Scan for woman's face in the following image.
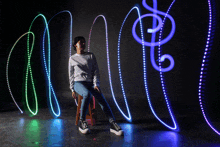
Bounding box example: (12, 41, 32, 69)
(75, 39, 86, 51)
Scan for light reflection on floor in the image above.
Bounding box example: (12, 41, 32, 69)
(113, 123, 182, 147)
(1, 110, 220, 147)
(16, 118, 65, 146)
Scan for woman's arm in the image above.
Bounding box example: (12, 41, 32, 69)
(69, 57, 75, 93)
(92, 53, 100, 88)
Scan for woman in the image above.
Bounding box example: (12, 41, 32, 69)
(69, 36, 123, 136)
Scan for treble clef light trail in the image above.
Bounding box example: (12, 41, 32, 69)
(198, 0, 220, 136)
(132, 0, 178, 130)
(133, 0, 175, 72)
(6, 32, 35, 114)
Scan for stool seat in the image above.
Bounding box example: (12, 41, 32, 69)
(75, 94, 96, 126)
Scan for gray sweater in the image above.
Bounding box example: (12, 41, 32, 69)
(68, 52, 100, 92)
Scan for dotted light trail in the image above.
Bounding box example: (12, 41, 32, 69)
(6, 12, 72, 116)
(132, 0, 178, 130)
(198, 0, 220, 135)
(25, 14, 51, 116)
(158, 0, 178, 130)
(42, 10, 73, 117)
(116, 6, 145, 122)
(87, 10, 144, 121)
(6, 1, 215, 134)
(6, 32, 35, 114)
(6, 2, 176, 123)
(43, 10, 72, 57)
(87, 7, 146, 122)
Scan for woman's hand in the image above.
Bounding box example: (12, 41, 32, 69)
(72, 91, 77, 99)
(94, 86, 101, 93)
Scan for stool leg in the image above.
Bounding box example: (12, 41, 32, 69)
(75, 95, 82, 125)
(76, 94, 95, 126)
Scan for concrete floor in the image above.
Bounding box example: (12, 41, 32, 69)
(1, 95, 220, 147)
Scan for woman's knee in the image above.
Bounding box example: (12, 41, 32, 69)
(74, 82, 89, 97)
(81, 92, 91, 100)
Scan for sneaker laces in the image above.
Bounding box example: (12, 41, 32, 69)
(112, 121, 121, 130)
(82, 121, 88, 129)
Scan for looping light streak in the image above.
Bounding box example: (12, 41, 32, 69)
(6, 2, 177, 125)
(133, 0, 176, 47)
(6, 32, 35, 114)
(25, 14, 52, 116)
(45, 10, 72, 57)
(116, 6, 145, 122)
(198, 0, 220, 135)
(133, 0, 175, 72)
(43, 11, 76, 107)
(42, 10, 73, 117)
(5, 1, 217, 135)
(132, 0, 178, 130)
(88, 12, 143, 121)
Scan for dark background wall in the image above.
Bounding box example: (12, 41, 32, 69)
(1, 0, 220, 122)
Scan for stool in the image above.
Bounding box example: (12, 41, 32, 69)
(75, 94, 96, 126)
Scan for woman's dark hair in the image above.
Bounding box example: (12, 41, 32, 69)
(73, 36, 86, 51)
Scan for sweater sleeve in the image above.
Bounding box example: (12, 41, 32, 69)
(92, 53, 100, 87)
(69, 57, 75, 92)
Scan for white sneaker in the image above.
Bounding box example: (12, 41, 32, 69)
(110, 121, 123, 136)
(79, 119, 90, 134)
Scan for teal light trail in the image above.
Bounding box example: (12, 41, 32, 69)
(28, 14, 60, 117)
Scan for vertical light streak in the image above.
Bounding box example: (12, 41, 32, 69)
(157, 0, 178, 130)
(116, 6, 145, 121)
(88, 15, 131, 120)
(26, 14, 51, 115)
(6, 32, 35, 114)
(133, 0, 178, 130)
(88, 8, 145, 121)
(42, 10, 73, 117)
(198, 0, 220, 135)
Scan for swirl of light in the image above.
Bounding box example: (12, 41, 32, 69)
(25, 14, 51, 115)
(198, 0, 220, 135)
(132, 0, 175, 72)
(6, 32, 35, 114)
(132, 0, 178, 130)
(42, 10, 73, 117)
(133, 0, 176, 46)
(157, 0, 178, 130)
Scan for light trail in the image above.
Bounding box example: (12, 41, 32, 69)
(6, 32, 35, 114)
(198, 0, 220, 135)
(132, 0, 178, 130)
(42, 10, 73, 117)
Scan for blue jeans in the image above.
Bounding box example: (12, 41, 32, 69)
(74, 81, 115, 123)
